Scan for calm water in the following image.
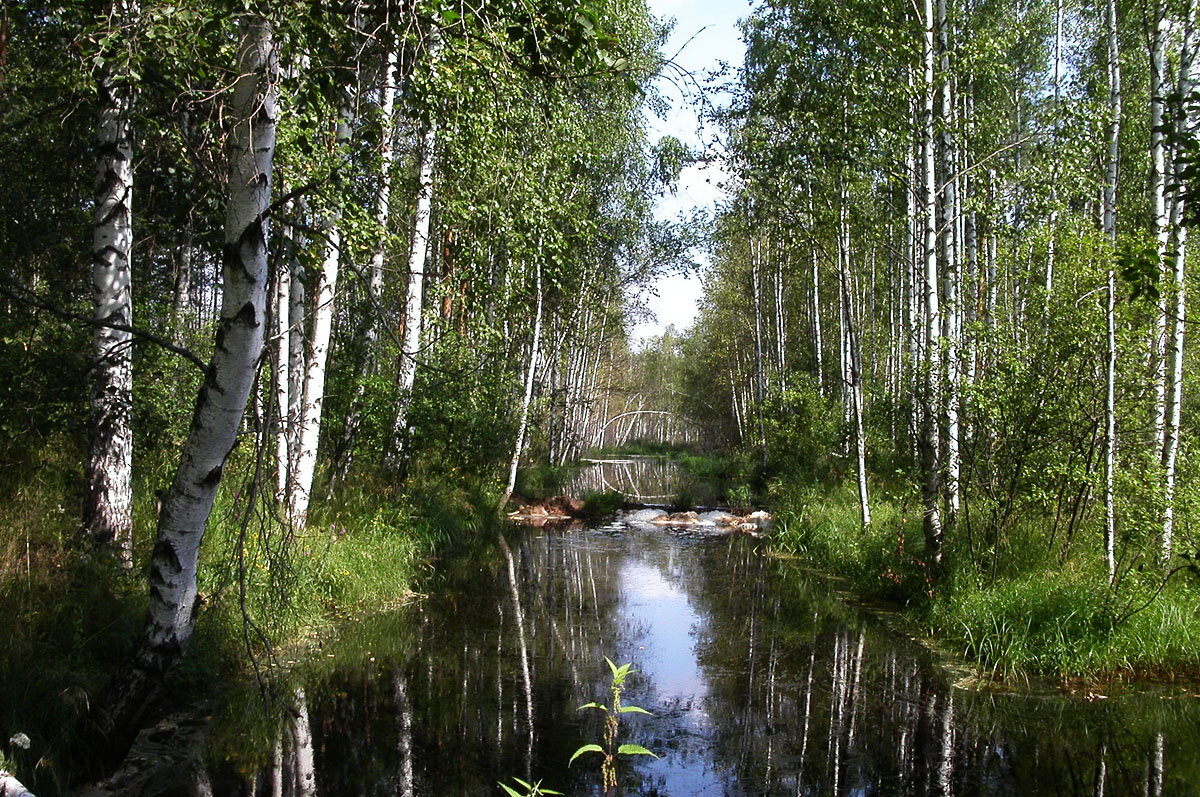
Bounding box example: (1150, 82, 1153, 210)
(202, 472, 1200, 795)
(568, 456, 728, 506)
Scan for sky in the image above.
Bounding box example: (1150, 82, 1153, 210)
(629, 0, 753, 346)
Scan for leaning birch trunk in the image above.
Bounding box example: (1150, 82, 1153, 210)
(98, 16, 276, 762)
(1103, 0, 1121, 584)
(500, 259, 543, 508)
(83, 0, 138, 567)
(921, 0, 944, 568)
(387, 114, 437, 472)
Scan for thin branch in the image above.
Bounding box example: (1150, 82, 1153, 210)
(0, 278, 208, 372)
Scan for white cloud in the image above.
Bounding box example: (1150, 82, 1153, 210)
(631, 271, 705, 346)
(637, 0, 749, 341)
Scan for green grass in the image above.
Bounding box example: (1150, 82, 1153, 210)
(769, 478, 1200, 682)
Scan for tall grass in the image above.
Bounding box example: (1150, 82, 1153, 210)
(770, 478, 1200, 681)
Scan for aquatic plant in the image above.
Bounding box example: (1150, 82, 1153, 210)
(570, 658, 657, 793)
(498, 777, 562, 797)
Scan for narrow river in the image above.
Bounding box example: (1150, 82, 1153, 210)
(201, 461, 1200, 795)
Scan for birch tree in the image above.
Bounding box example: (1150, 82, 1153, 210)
(101, 14, 277, 756)
(1103, 0, 1120, 583)
(288, 93, 353, 527)
(83, 0, 138, 566)
(387, 34, 440, 473)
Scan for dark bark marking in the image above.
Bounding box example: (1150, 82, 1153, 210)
(151, 537, 183, 575)
(201, 464, 223, 488)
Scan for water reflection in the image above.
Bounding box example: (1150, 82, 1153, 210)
(210, 518, 1200, 796)
(568, 457, 725, 506)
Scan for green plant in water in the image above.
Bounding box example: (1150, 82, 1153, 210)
(498, 777, 562, 797)
(570, 658, 658, 793)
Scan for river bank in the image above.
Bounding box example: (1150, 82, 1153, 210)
(70, 514, 1200, 793)
(0, 444, 499, 796)
(568, 446, 1200, 684)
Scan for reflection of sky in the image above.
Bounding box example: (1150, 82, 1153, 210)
(619, 560, 705, 699)
(618, 545, 736, 795)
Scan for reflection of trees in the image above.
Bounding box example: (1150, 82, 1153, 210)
(206, 529, 1200, 795)
(570, 458, 726, 505)
(685, 540, 1199, 795)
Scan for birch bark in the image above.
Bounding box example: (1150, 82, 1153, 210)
(501, 259, 543, 507)
(388, 57, 438, 471)
(332, 44, 401, 488)
(921, 0, 944, 567)
(100, 16, 276, 758)
(1103, 0, 1121, 583)
(84, 0, 138, 566)
(1161, 3, 1195, 564)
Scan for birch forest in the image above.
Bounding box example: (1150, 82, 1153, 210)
(5, 0, 1200, 791)
(658, 0, 1200, 676)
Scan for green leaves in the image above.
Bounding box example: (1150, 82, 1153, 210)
(570, 657, 656, 787)
(499, 777, 562, 796)
(1116, 236, 1160, 304)
(617, 744, 659, 758)
(568, 743, 605, 767)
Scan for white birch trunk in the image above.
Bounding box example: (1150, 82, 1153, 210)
(1103, 0, 1121, 584)
(335, 42, 400, 486)
(922, 0, 944, 566)
(288, 96, 352, 526)
(388, 98, 438, 470)
(840, 215, 871, 527)
(812, 244, 824, 396)
(287, 231, 306, 491)
(1161, 4, 1195, 564)
(291, 688, 317, 797)
(101, 16, 276, 757)
(84, 0, 138, 566)
(501, 259, 543, 507)
(1151, 2, 1170, 448)
(939, 0, 961, 530)
(272, 198, 292, 503)
(751, 235, 768, 469)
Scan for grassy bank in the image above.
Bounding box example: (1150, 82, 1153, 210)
(767, 480, 1200, 682)
(0, 441, 498, 795)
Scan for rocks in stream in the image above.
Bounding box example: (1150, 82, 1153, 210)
(627, 508, 667, 523)
(641, 508, 774, 536)
(506, 495, 585, 523)
(508, 497, 774, 537)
